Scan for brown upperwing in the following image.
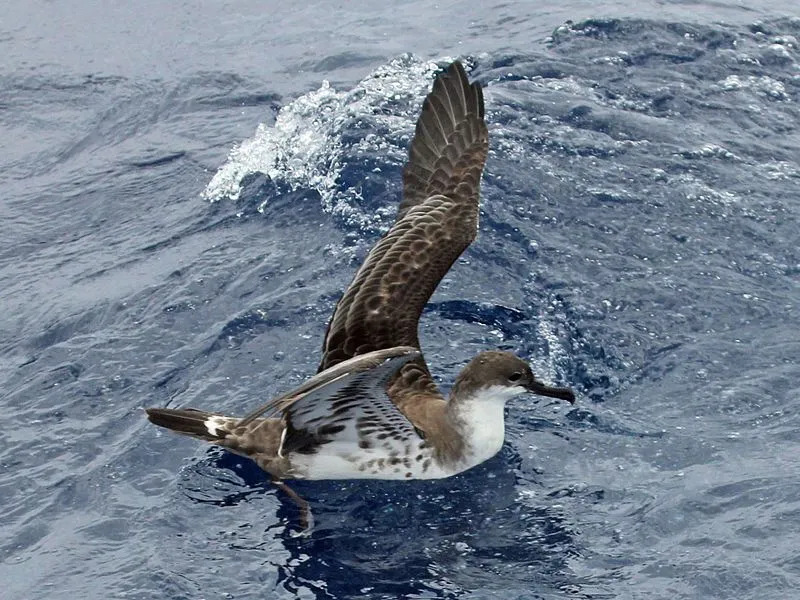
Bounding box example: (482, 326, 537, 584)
(317, 60, 489, 416)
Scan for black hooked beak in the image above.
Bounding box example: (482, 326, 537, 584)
(525, 379, 576, 404)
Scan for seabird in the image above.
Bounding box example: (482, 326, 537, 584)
(147, 61, 576, 527)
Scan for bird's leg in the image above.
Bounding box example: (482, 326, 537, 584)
(271, 479, 314, 533)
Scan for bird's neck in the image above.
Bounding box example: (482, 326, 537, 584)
(448, 386, 514, 468)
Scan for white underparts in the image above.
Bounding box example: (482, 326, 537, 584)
(451, 384, 526, 471)
(288, 440, 451, 480)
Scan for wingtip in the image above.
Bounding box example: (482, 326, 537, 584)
(473, 81, 485, 118)
(440, 59, 484, 118)
(447, 59, 468, 78)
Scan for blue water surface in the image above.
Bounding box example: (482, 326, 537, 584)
(2, 2, 799, 598)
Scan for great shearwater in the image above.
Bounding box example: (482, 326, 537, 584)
(147, 61, 576, 525)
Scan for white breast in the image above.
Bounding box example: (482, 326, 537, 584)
(450, 385, 519, 471)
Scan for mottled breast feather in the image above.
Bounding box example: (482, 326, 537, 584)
(318, 61, 489, 412)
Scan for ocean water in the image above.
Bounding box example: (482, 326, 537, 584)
(2, 2, 799, 599)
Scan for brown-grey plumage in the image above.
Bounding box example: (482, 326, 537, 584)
(400, 60, 487, 220)
(146, 61, 576, 527)
(318, 61, 489, 395)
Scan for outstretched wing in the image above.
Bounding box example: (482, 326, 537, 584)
(318, 61, 488, 388)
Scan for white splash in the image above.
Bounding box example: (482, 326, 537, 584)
(203, 55, 457, 224)
(717, 75, 788, 100)
(203, 81, 344, 205)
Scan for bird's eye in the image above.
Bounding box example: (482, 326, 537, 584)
(509, 372, 523, 383)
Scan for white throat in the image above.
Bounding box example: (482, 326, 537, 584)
(453, 385, 525, 469)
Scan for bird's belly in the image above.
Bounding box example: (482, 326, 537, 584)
(288, 443, 453, 480)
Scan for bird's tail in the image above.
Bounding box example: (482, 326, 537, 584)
(145, 407, 239, 443)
